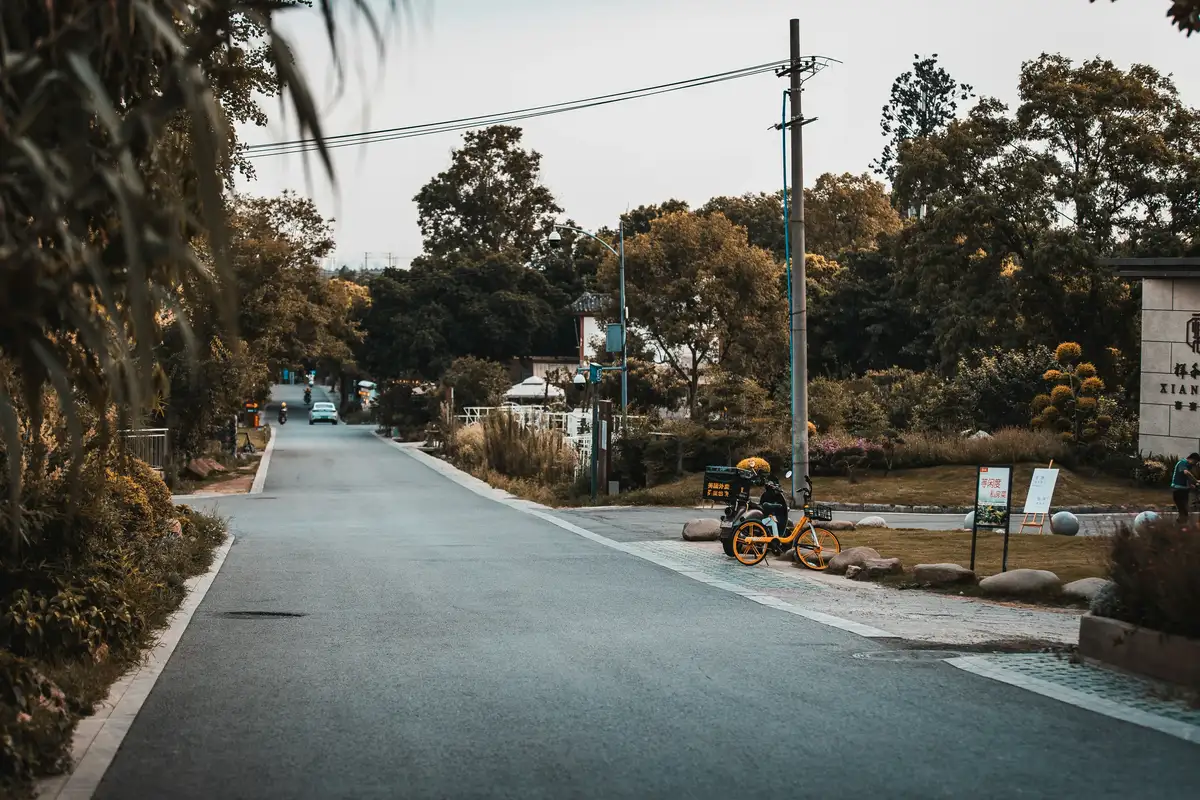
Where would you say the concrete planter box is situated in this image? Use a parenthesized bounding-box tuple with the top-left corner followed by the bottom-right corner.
(1078, 614, 1200, 689)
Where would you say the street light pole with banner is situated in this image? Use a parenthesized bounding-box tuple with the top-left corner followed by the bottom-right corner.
(970, 464, 1014, 573)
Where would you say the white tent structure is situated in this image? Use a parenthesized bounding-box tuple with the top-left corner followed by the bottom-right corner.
(503, 376, 565, 404)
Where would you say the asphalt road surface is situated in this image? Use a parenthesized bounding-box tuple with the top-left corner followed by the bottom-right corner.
(95, 384, 1200, 799)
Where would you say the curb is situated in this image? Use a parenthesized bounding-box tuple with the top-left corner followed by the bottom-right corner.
(250, 425, 276, 495)
(36, 534, 235, 800)
(373, 434, 896, 641)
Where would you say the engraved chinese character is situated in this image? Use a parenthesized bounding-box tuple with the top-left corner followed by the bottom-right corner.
(1176, 363, 1189, 378)
(1176, 401, 1184, 410)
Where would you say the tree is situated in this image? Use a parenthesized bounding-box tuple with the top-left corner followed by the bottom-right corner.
(600, 211, 785, 418)
(359, 253, 565, 381)
(872, 54, 974, 187)
(698, 193, 786, 263)
(1032, 342, 1113, 444)
(441, 358, 512, 409)
(0, 1, 394, 526)
(804, 173, 903, 257)
(1090, 1, 1200, 35)
(413, 126, 562, 264)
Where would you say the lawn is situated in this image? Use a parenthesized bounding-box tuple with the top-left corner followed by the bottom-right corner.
(836, 527, 1110, 583)
(614, 464, 1166, 510)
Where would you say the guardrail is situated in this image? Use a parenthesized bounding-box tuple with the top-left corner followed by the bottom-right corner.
(118, 428, 169, 476)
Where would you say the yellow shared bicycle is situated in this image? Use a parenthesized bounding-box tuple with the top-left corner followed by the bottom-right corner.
(730, 472, 841, 569)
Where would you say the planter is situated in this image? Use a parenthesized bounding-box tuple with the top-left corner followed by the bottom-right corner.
(1078, 614, 1200, 689)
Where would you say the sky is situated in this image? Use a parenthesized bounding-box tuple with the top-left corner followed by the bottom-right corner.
(234, 0, 1200, 270)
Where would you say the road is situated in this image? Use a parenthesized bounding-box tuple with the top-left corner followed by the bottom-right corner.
(94, 384, 1199, 799)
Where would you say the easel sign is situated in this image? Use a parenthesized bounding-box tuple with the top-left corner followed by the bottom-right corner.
(1020, 461, 1059, 534)
(970, 464, 1014, 573)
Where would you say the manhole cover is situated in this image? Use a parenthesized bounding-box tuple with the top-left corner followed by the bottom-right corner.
(852, 650, 963, 662)
(218, 611, 307, 619)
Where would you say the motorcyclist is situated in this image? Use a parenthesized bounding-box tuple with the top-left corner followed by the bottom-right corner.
(736, 456, 788, 535)
(303, 386, 312, 405)
(278, 401, 288, 424)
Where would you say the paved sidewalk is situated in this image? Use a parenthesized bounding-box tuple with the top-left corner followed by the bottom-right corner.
(622, 539, 1083, 645)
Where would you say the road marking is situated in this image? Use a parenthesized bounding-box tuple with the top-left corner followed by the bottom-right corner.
(37, 536, 236, 800)
(946, 655, 1200, 746)
(382, 436, 895, 639)
(250, 424, 276, 494)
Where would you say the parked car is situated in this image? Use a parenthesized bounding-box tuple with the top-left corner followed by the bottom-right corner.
(309, 401, 339, 425)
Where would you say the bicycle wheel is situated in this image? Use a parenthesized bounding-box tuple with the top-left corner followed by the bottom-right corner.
(795, 525, 840, 570)
(732, 520, 770, 566)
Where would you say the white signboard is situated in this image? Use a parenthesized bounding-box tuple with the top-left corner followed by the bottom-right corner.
(974, 466, 1012, 529)
(1023, 468, 1059, 515)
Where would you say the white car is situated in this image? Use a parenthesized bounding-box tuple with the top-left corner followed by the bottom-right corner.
(309, 401, 339, 425)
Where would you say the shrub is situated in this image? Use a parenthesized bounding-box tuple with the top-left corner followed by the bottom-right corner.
(1134, 458, 1170, 487)
(479, 412, 578, 486)
(126, 458, 174, 530)
(808, 377, 848, 432)
(441, 357, 511, 410)
(842, 391, 889, 438)
(864, 368, 943, 431)
(1100, 519, 1200, 639)
(105, 469, 155, 536)
(452, 423, 486, 469)
(2, 577, 142, 661)
(0, 652, 73, 789)
(885, 428, 1068, 469)
(1033, 341, 1113, 445)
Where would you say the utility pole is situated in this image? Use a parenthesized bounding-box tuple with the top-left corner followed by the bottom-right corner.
(787, 17, 810, 506)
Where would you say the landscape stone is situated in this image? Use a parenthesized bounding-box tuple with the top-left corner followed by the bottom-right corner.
(844, 565, 863, 580)
(914, 563, 976, 586)
(962, 511, 974, 530)
(828, 546, 881, 575)
(825, 519, 856, 531)
(978, 568, 1061, 596)
(1050, 511, 1080, 536)
(857, 515, 889, 528)
(862, 557, 903, 578)
(681, 518, 721, 542)
(1062, 577, 1112, 602)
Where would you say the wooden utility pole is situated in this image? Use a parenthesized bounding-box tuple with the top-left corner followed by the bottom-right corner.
(787, 18, 810, 505)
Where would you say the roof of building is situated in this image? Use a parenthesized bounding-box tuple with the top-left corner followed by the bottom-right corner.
(1102, 257, 1200, 279)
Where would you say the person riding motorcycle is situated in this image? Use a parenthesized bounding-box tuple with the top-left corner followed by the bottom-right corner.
(736, 456, 788, 535)
(278, 401, 288, 424)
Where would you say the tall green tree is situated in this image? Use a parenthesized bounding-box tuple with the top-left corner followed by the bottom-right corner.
(804, 173, 903, 257)
(601, 211, 785, 417)
(413, 125, 562, 264)
(699, 193, 787, 263)
(872, 54, 974, 187)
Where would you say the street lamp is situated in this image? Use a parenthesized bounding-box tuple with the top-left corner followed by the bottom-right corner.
(548, 223, 627, 418)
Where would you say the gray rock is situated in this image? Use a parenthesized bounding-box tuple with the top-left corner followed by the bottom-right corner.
(844, 565, 864, 580)
(828, 546, 882, 575)
(862, 557, 903, 578)
(962, 511, 974, 530)
(978, 568, 1061, 596)
(1063, 577, 1111, 602)
(682, 518, 721, 542)
(825, 519, 856, 531)
(1050, 511, 1080, 536)
(914, 563, 976, 586)
(857, 515, 889, 528)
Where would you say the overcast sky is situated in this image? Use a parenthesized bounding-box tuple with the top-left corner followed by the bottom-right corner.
(234, 0, 1200, 270)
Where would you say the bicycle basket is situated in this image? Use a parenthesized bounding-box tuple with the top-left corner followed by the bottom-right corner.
(703, 466, 751, 502)
(807, 503, 834, 522)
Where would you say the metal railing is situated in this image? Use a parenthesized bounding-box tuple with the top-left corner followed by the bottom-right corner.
(118, 428, 169, 476)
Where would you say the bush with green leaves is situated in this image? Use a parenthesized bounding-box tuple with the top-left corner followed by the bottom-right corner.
(1097, 518, 1200, 640)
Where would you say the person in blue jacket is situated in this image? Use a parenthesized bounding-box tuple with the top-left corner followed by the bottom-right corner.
(1170, 453, 1200, 523)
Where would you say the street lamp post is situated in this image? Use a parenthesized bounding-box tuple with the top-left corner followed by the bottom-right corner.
(548, 223, 627, 418)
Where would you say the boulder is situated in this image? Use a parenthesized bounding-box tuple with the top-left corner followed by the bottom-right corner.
(1062, 577, 1111, 602)
(828, 546, 881, 575)
(857, 515, 889, 528)
(825, 519, 856, 531)
(844, 565, 864, 580)
(184, 459, 212, 480)
(1050, 511, 1080, 536)
(681, 518, 721, 542)
(978, 568, 1061, 597)
(962, 511, 975, 530)
(203, 458, 227, 473)
(1133, 511, 1160, 534)
(914, 563, 976, 586)
(863, 557, 903, 578)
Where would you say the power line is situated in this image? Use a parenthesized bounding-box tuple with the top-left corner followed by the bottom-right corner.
(246, 59, 802, 158)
